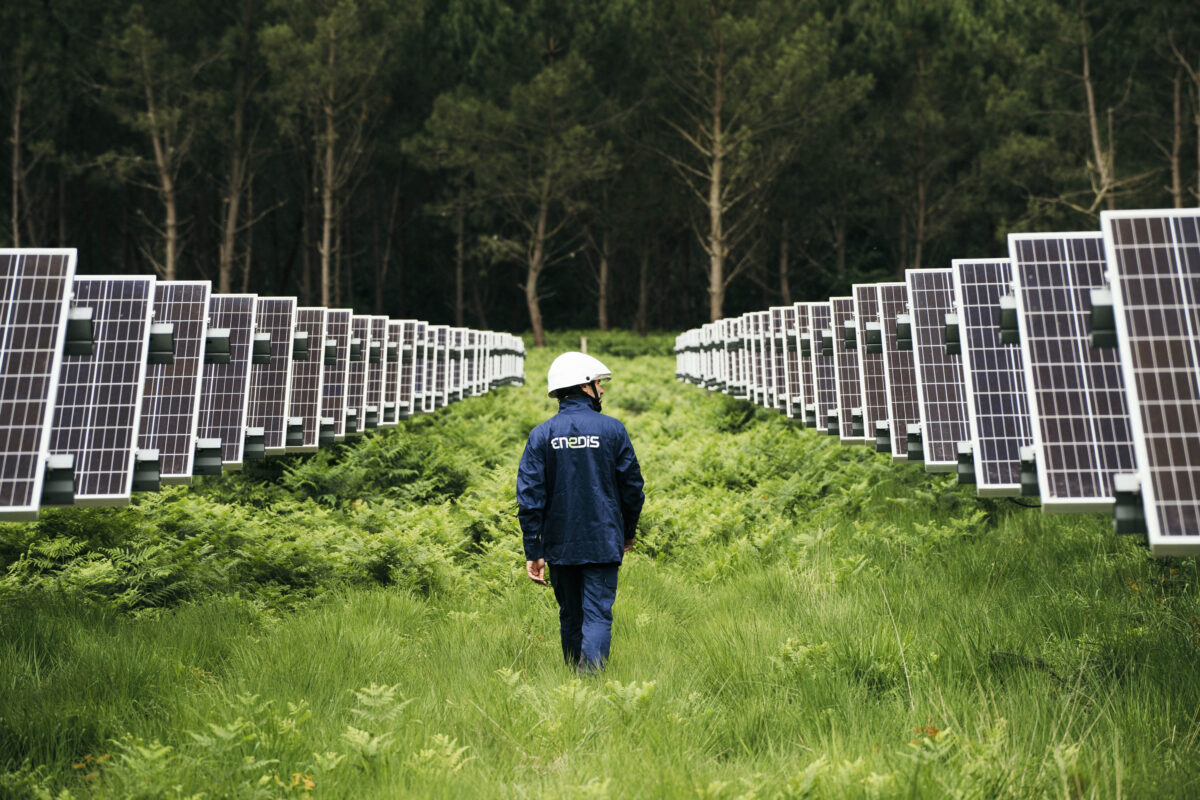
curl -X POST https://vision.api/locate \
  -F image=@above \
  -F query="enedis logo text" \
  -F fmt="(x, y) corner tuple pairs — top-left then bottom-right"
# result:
(551, 435), (600, 450)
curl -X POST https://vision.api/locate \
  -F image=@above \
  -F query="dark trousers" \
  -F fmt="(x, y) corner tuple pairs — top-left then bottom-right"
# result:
(548, 563), (619, 670)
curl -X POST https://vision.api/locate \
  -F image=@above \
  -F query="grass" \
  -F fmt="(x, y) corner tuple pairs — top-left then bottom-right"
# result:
(2, 337), (1200, 798)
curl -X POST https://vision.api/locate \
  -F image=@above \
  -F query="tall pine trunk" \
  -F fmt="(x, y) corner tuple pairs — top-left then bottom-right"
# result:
(707, 53), (726, 322)
(597, 228), (610, 330)
(778, 217), (790, 305)
(454, 197), (465, 326)
(525, 170), (551, 348)
(10, 66), (22, 247)
(318, 36), (336, 307)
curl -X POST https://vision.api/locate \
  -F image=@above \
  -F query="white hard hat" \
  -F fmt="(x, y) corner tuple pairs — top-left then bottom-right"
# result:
(547, 351), (611, 397)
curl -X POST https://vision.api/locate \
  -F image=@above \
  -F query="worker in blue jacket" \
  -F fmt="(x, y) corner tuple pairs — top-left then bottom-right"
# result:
(517, 351), (645, 673)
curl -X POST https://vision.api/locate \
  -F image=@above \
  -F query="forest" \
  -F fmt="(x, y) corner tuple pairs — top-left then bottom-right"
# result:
(4, 0), (1199, 343)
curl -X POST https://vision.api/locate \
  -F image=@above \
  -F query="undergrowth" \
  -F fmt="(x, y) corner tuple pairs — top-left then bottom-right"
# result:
(1, 332), (1199, 798)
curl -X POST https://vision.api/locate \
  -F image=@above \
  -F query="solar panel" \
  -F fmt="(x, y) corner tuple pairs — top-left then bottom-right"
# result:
(48, 276), (154, 504)
(878, 282), (920, 463)
(365, 316), (387, 428)
(382, 320), (404, 426)
(754, 311), (771, 407)
(808, 302), (837, 433)
(397, 320), (417, 417)
(447, 327), (464, 402)
(782, 307), (801, 419)
(953, 259), (1033, 495)
(416, 321), (432, 413)
(463, 330), (478, 398)
(197, 294), (256, 469)
(794, 303), (815, 423)
(853, 284), (888, 448)
(246, 297), (296, 454)
(726, 315), (744, 398)
(345, 315), (370, 434)
(906, 268), (969, 472)
(139, 281), (209, 483)
(723, 318), (739, 396)
(769, 306), (790, 414)
(287, 307), (326, 452)
(1009, 231), (1135, 511)
(321, 310), (352, 439)
(433, 325), (448, 408)
(0, 250), (76, 519)
(830, 296), (865, 442)
(1102, 209), (1200, 555)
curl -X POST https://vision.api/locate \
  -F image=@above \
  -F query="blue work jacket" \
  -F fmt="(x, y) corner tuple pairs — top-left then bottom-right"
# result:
(517, 396), (645, 564)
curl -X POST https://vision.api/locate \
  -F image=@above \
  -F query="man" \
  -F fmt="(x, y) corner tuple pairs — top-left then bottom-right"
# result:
(517, 351), (645, 673)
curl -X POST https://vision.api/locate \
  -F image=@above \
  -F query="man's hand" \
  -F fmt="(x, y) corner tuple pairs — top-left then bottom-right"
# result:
(526, 559), (546, 585)
(624, 538), (635, 552)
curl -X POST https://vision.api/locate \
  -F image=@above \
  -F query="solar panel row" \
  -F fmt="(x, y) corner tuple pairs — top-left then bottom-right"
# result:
(0, 249), (526, 519)
(674, 207), (1200, 557)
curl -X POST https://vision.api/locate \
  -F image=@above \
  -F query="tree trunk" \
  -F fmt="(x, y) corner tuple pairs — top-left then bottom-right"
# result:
(1080, 1), (1115, 212)
(707, 50), (726, 322)
(376, 178), (400, 314)
(1171, 67), (1184, 208)
(635, 245), (649, 337)
(140, 47), (178, 280)
(778, 217), (790, 305)
(333, 204), (343, 307)
(10, 66), (21, 248)
(454, 195), (465, 326)
(470, 267), (488, 329)
(240, 183), (254, 293)
(318, 35), (336, 307)
(597, 227), (610, 330)
(913, 174), (927, 272)
(218, 45), (249, 293)
(300, 206), (312, 304)
(834, 213), (846, 288)
(525, 171), (551, 348)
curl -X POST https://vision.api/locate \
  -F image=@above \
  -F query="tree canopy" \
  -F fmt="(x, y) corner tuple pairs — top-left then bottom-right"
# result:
(2, 0), (1196, 338)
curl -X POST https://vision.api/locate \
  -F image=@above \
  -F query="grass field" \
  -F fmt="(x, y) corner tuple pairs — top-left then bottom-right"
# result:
(2, 333), (1199, 798)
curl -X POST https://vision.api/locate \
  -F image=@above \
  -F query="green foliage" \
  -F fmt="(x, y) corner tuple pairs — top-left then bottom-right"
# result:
(2, 347), (1200, 797)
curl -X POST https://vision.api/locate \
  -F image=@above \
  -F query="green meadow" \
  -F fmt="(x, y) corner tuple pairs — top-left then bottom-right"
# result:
(2, 333), (1199, 799)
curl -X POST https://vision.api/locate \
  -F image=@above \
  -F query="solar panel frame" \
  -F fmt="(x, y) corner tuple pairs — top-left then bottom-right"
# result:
(345, 315), (370, 432)
(433, 325), (449, 408)
(139, 280), (209, 484)
(782, 307), (801, 418)
(853, 284), (889, 446)
(953, 258), (1032, 496)
(1102, 208), (1200, 555)
(906, 268), (969, 472)
(754, 311), (771, 408)
(416, 321), (432, 413)
(809, 302), (838, 432)
(365, 315), (388, 426)
(321, 309), (352, 439)
(769, 306), (790, 414)
(0, 249), (77, 519)
(831, 296), (866, 442)
(197, 293), (256, 469)
(793, 303), (815, 417)
(49, 275), (155, 504)
(287, 307), (326, 452)
(247, 296), (297, 455)
(401, 321), (420, 415)
(382, 319), (404, 425)
(878, 282), (920, 463)
(1009, 232), (1135, 511)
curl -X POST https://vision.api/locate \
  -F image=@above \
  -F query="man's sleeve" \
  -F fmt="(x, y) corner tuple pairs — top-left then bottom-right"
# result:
(615, 428), (645, 540)
(516, 431), (547, 561)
